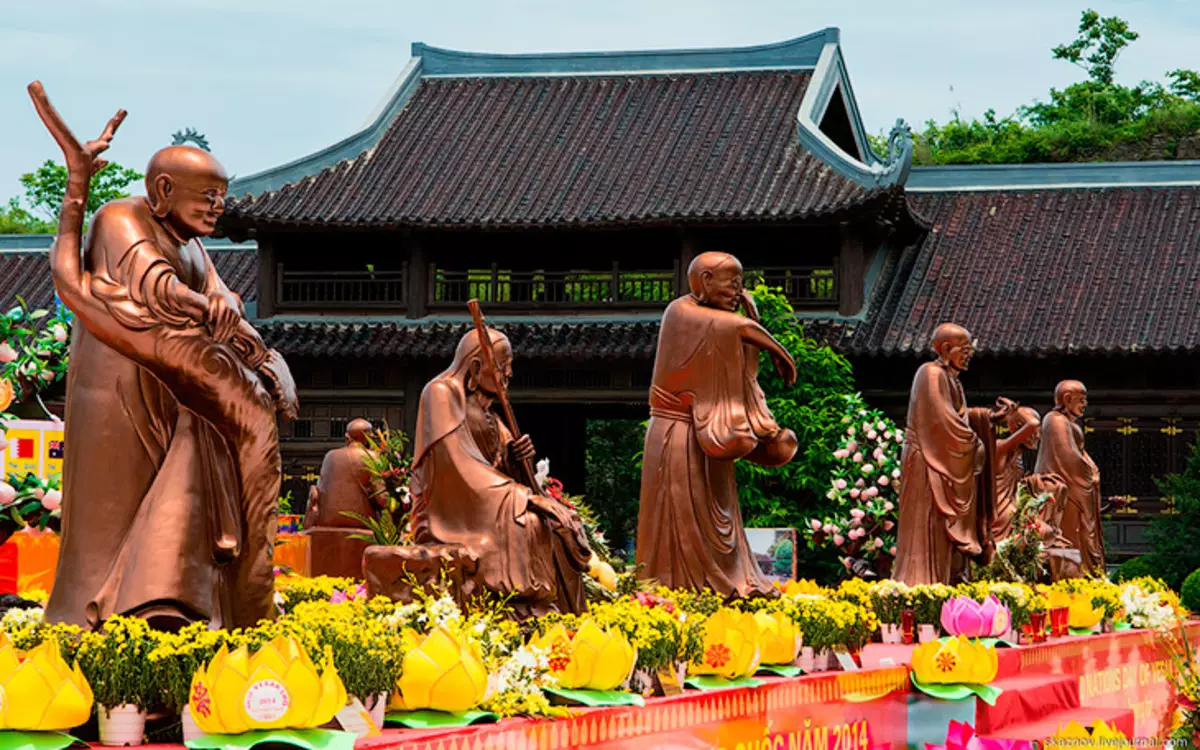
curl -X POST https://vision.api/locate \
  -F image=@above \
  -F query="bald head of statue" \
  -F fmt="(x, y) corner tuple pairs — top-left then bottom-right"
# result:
(345, 418), (374, 446)
(1054, 379), (1088, 419)
(688, 251), (744, 312)
(930, 322), (975, 373)
(145, 145), (229, 240)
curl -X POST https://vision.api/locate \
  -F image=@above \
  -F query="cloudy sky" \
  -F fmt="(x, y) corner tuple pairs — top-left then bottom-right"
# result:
(2, 0), (1198, 207)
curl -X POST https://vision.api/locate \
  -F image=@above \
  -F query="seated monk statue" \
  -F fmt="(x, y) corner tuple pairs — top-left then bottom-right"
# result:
(636, 251), (798, 600)
(303, 418), (386, 578)
(893, 323), (1007, 586)
(1021, 473), (1082, 581)
(409, 329), (592, 618)
(1035, 380), (1105, 576)
(29, 85), (297, 631)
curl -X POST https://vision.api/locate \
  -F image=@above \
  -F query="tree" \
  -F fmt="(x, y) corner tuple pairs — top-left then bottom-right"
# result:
(583, 418), (645, 553)
(1051, 9), (1138, 86)
(0, 198), (54, 234)
(1148, 444), (1200, 590)
(17, 160), (142, 222)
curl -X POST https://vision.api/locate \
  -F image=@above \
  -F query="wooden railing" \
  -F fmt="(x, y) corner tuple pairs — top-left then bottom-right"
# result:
(751, 266), (838, 308)
(277, 265), (407, 308)
(429, 264), (678, 309)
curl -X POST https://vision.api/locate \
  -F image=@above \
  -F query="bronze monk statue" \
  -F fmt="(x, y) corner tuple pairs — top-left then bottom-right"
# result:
(893, 323), (1006, 586)
(409, 328), (591, 618)
(303, 418), (384, 579)
(29, 84), (297, 630)
(635, 251), (798, 600)
(1035, 380), (1105, 575)
(990, 402), (1043, 543)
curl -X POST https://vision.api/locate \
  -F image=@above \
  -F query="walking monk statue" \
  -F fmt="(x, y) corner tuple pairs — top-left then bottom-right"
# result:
(636, 251), (798, 599)
(893, 323), (1007, 586)
(409, 328), (592, 618)
(1035, 380), (1105, 575)
(28, 83), (297, 630)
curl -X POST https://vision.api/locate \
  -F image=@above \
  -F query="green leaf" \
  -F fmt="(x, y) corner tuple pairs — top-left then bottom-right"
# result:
(756, 664), (804, 677)
(384, 709), (499, 728)
(684, 675), (763, 691)
(543, 686), (645, 707)
(0, 731), (79, 750)
(185, 730), (356, 750)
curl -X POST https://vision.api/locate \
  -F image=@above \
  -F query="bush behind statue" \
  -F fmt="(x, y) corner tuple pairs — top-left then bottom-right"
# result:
(1148, 443), (1200, 590)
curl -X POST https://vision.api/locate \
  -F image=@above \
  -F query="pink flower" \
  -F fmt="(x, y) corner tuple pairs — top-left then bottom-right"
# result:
(833, 449), (849, 459)
(0, 343), (16, 363)
(810, 519), (822, 531)
(876, 421), (887, 431)
(889, 546), (897, 556)
(0, 483), (15, 506)
(873, 448), (885, 461)
(354, 583), (367, 600)
(855, 479), (866, 488)
(892, 468), (901, 479)
(867, 430), (878, 441)
(31, 488), (44, 501)
(874, 538), (884, 549)
(330, 590), (349, 604)
(862, 464), (875, 475)
(884, 431), (893, 440)
(41, 489), (61, 511)
(850, 508), (866, 520)
(864, 487), (880, 499)
(850, 489), (861, 498)
(850, 528), (864, 540)
(853, 453), (863, 463)
(878, 476), (890, 486)
(52, 324), (68, 343)
(833, 534), (845, 546)
(835, 478), (847, 490)
(842, 558), (852, 569)
(884, 501), (895, 511)
(823, 523), (835, 534)
(883, 520), (895, 531)
(846, 441), (858, 453)
(846, 427), (856, 437)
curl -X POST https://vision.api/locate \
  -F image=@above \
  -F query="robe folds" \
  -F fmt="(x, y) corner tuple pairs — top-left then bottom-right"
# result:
(1035, 409), (1105, 575)
(409, 350), (590, 618)
(892, 361), (990, 586)
(46, 198), (282, 630)
(635, 296), (796, 599)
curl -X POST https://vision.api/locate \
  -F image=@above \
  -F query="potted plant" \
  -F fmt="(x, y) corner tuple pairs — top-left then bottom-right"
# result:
(148, 623), (228, 741)
(78, 616), (160, 746)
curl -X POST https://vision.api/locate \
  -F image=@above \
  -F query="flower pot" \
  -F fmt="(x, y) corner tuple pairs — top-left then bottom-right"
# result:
(917, 624), (937, 643)
(98, 704), (146, 747)
(880, 623), (903, 644)
(798, 647), (815, 673)
(1101, 617), (1115, 634)
(180, 705), (202, 743)
(365, 693), (387, 728)
(812, 648), (835, 672)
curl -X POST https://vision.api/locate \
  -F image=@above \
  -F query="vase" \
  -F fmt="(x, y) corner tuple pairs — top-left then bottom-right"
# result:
(880, 623), (903, 644)
(180, 705), (202, 742)
(98, 704), (146, 747)
(918, 624), (936, 643)
(798, 646), (815, 672)
(365, 693), (388, 728)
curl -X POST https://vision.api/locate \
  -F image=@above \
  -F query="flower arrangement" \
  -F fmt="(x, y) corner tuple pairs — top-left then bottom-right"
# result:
(1156, 620), (1200, 746)
(971, 485), (1050, 584)
(0, 471), (63, 544)
(274, 575), (361, 614)
(909, 584), (958, 626)
(76, 615), (160, 712)
(805, 400), (902, 574)
(345, 426), (414, 545)
(1120, 582), (1179, 630)
(0, 299), (71, 419)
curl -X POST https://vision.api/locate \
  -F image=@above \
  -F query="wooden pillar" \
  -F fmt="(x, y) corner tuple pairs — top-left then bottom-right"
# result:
(406, 231), (428, 319)
(837, 223), (865, 316)
(257, 236), (276, 319)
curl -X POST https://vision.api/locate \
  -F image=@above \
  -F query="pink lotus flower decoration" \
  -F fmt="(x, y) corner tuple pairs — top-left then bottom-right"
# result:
(926, 721), (1032, 750)
(940, 596), (1011, 639)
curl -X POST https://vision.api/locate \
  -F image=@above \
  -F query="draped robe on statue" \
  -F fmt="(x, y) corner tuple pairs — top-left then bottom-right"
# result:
(46, 198), (282, 630)
(1035, 409), (1105, 575)
(893, 361), (992, 586)
(636, 296), (793, 599)
(409, 345), (590, 618)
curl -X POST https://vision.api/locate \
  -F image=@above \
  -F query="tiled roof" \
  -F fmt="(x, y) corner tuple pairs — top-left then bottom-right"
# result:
(260, 319), (660, 360)
(842, 187), (1200, 357)
(0, 248), (258, 313)
(223, 72), (893, 230)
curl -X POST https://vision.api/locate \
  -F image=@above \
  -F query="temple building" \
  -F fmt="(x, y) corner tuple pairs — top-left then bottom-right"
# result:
(4, 29), (1200, 561)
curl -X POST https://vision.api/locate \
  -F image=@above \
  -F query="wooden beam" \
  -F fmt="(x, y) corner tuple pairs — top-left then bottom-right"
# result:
(257, 236), (276, 318)
(837, 223), (863, 316)
(406, 231), (428, 319)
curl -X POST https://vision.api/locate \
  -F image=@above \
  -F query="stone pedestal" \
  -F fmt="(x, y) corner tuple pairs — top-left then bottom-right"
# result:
(363, 544), (479, 606)
(303, 527), (371, 579)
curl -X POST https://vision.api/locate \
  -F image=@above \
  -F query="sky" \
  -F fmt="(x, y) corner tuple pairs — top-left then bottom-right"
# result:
(3, 0), (1199, 208)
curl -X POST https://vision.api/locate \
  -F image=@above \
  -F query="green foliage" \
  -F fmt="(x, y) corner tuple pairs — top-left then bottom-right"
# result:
(17, 160), (142, 221)
(1180, 569), (1200, 614)
(1149, 444), (1200, 590)
(583, 419), (644, 552)
(1, 298), (72, 418)
(914, 10), (1200, 165)
(346, 426), (414, 545)
(1113, 555), (1155, 583)
(0, 198), (53, 234)
(736, 284), (856, 581)
(772, 538), (794, 576)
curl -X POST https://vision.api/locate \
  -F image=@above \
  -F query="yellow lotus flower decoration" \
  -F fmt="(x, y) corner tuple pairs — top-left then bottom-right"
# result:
(0, 635), (93, 731)
(690, 608), (760, 679)
(530, 619), (636, 691)
(396, 627), (488, 713)
(1067, 596), (1105, 630)
(753, 611), (802, 666)
(776, 580), (829, 597)
(911, 636), (998, 685)
(1052, 720), (1132, 750)
(188, 635), (346, 734)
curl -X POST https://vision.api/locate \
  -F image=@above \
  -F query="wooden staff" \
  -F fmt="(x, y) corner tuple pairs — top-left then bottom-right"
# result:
(467, 299), (545, 495)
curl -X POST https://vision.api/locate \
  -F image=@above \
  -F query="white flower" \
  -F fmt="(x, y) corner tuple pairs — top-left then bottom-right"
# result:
(867, 430), (878, 441)
(51, 324), (68, 343)
(876, 421), (887, 431)
(892, 468), (901, 479)
(1, 607), (44, 632)
(878, 476), (890, 486)
(535, 458), (550, 487)
(847, 427), (856, 436)
(861, 464), (875, 474)
(884, 431), (893, 440)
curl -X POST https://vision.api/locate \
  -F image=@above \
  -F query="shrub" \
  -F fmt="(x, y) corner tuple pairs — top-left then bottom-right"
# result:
(1113, 556), (1155, 583)
(1181, 569), (1200, 613)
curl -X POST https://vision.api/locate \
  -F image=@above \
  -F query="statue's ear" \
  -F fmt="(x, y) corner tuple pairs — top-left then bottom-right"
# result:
(150, 174), (173, 218)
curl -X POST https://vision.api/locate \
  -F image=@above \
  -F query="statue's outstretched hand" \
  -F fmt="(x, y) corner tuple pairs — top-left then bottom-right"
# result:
(28, 82), (125, 178)
(771, 351), (797, 387)
(206, 292), (243, 345)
